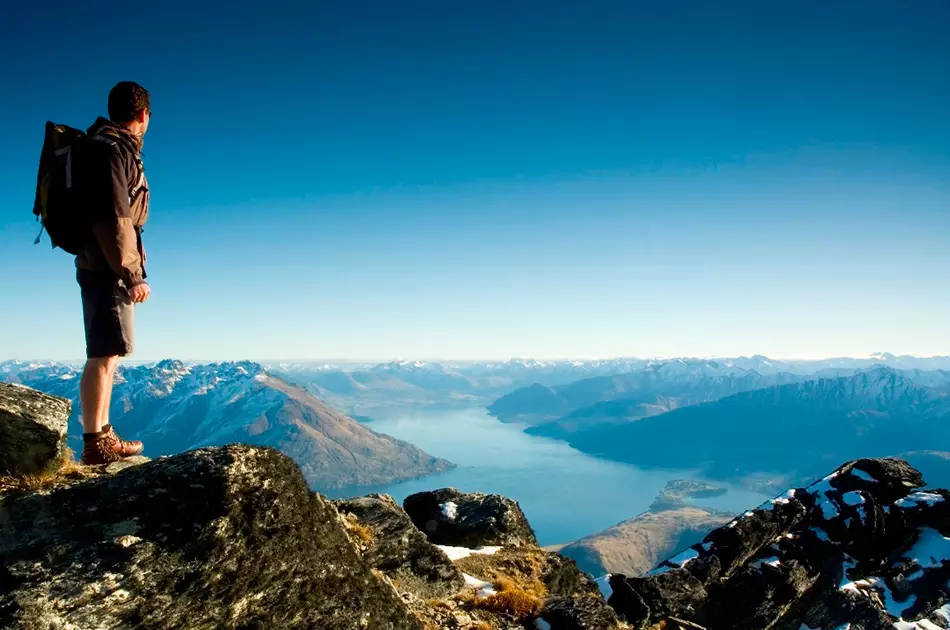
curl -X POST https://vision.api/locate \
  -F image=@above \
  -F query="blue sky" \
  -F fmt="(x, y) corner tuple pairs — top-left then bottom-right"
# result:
(1, 1), (948, 361)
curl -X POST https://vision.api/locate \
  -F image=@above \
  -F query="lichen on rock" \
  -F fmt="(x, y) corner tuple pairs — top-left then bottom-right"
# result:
(0, 445), (422, 630)
(0, 381), (70, 476)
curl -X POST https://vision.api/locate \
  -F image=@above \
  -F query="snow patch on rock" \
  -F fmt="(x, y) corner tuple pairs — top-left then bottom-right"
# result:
(437, 545), (501, 561)
(896, 492), (945, 508)
(440, 501), (459, 521)
(462, 573), (496, 597)
(842, 491), (866, 506)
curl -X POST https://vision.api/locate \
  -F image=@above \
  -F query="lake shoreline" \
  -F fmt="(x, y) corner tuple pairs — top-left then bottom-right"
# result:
(329, 406), (769, 545)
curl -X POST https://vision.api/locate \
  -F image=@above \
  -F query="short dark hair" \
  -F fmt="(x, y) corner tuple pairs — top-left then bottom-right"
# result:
(108, 81), (150, 123)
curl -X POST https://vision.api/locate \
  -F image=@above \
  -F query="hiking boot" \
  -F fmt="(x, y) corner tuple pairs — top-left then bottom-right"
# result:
(81, 424), (144, 465)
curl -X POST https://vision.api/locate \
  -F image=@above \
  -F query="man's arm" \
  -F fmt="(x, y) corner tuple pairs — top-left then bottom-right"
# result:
(90, 149), (146, 288)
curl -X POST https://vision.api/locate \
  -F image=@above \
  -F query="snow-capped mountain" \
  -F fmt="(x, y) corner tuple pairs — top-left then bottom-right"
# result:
(719, 353), (950, 375)
(2, 360), (453, 492)
(266, 357), (656, 415)
(490, 359), (803, 424)
(262, 354), (950, 416)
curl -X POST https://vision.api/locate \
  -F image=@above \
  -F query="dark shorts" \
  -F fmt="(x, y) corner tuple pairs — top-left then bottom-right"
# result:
(77, 270), (135, 358)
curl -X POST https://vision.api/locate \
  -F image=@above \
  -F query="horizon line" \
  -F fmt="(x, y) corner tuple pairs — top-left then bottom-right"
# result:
(3, 351), (949, 366)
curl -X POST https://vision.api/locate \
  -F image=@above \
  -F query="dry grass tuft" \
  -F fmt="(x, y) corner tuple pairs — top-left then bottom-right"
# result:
(456, 589), (478, 608)
(0, 449), (92, 494)
(340, 514), (375, 545)
(455, 546), (549, 599)
(457, 570), (545, 621)
(477, 586), (543, 618)
(492, 575), (546, 599)
(475, 622), (493, 630)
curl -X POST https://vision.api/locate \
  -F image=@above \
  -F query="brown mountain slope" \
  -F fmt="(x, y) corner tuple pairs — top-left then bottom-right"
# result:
(555, 507), (731, 576)
(232, 375), (455, 489)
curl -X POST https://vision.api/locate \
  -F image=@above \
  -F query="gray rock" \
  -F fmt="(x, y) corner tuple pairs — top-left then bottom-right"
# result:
(403, 487), (538, 547)
(541, 552), (600, 598)
(540, 595), (623, 629)
(773, 588), (896, 630)
(622, 568), (707, 622)
(0, 445), (422, 630)
(334, 493), (465, 599)
(0, 382), (70, 476)
(102, 455), (152, 474)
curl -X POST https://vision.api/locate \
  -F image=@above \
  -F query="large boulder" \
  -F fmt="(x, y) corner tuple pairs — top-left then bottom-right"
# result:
(0, 445), (422, 630)
(334, 493), (465, 599)
(0, 382), (70, 476)
(539, 595), (623, 630)
(403, 487), (538, 547)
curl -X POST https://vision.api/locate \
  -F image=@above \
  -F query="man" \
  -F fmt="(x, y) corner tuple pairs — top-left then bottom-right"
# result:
(75, 81), (152, 465)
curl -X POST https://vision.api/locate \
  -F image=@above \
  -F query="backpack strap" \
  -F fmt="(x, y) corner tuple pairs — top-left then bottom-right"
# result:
(88, 134), (146, 202)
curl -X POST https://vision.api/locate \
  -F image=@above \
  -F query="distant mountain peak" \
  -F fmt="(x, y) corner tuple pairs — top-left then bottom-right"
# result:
(4, 361), (452, 491)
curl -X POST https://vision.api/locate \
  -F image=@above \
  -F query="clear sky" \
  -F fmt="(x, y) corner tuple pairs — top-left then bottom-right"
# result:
(1, 1), (948, 361)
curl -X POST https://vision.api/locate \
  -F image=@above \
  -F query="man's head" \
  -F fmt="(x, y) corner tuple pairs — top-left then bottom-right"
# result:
(108, 81), (151, 137)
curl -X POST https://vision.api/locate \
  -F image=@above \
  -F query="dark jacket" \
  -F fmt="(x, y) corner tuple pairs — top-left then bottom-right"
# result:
(75, 117), (150, 287)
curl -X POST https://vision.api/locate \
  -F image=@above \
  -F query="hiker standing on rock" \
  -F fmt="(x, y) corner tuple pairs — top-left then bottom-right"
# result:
(72, 82), (152, 464)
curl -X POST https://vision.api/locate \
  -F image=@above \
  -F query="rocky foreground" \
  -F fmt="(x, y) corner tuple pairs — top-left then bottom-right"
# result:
(1, 382), (948, 629)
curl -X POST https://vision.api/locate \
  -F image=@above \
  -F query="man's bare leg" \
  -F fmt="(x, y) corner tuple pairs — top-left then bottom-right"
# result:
(80, 356), (120, 434)
(99, 358), (120, 427)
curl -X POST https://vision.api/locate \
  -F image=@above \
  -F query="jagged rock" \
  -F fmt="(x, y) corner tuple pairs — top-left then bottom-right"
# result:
(696, 559), (818, 629)
(622, 568), (707, 621)
(0, 445), (422, 630)
(607, 576), (651, 629)
(834, 458), (926, 503)
(773, 588), (899, 630)
(606, 458), (950, 630)
(696, 498), (810, 579)
(403, 487), (538, 547)
(540, 595), (623, 629)
(334, 493), (465, 599)
(0, 382), (70, 476)
(542, 552), (601, 598)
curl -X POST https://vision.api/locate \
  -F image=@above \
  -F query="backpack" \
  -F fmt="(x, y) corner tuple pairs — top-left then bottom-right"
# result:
(32, 122), (90, 254)
(32, 121), (146, 255)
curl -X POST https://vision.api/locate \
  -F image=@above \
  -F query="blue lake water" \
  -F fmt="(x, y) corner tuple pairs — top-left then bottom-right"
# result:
(330, 407), (770, 545)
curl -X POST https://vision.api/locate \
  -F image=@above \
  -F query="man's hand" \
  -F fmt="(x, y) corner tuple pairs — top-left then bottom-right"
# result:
(129, 283), (151, 304)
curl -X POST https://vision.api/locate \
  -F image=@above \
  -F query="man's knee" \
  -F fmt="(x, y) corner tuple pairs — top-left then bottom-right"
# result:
(85, 356), (121, 373)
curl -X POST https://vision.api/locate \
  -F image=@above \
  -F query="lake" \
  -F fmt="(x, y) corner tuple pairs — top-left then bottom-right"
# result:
(329, 407), (770, 545)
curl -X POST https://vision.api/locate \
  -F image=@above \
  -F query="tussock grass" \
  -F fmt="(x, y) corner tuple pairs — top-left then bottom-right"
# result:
(340, 514), (375, 545)
(0, 449), (91, 494)
(477, 585), (543, 617)
(457, 567), (546, 621)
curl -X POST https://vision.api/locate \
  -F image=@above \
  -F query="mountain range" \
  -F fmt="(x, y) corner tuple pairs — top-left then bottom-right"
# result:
(265, 353), (950, 420)
(490, 359), (805, 428)
(0, 360), (453, 492)
(5, 353), (949, 496)
(539, 367), (950, 490)
(266, 357), (653, 416)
